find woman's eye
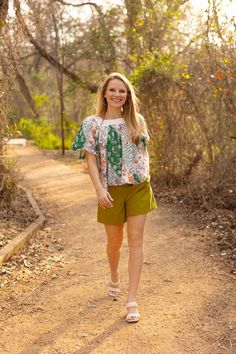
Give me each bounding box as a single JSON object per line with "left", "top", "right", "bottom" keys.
{"left": 108, "top": 88, "right": 126, "bottom": 93}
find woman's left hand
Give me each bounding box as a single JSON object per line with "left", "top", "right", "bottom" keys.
{"left": 96, "top": 187, "right": 113, "bottom": 209}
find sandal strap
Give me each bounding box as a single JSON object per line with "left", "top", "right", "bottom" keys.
{"left": 126, "top": 312, "right": 140, "bottom": 322}
{"left": 126, "top": 301, "right": 138, "bottom": 308}
{"left": 108, "top": 286, "right": 120, "bottom": 293}
{"left": 126, "top": 312, "right": 140, "bottom": 318}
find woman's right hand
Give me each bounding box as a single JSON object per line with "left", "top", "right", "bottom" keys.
{"left": 96, "top": 187, "right": 113, "bottom": 209}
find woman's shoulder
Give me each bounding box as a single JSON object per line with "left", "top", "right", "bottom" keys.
{"left": 137, "top": 113, "right": 147, "bottom": 128}
{"left": 137, "top": 113, "right": 149, "bottom": 140}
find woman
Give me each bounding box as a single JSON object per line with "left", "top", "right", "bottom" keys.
{"left": 72, "top": 72, "right": 157, "bottom": 323}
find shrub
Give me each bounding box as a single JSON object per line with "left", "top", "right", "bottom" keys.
{"left": 18, "top": 117, "right": 77, "bottom": 150}
{"left": 0, "top": 156, "right": 18, "bottom": 206}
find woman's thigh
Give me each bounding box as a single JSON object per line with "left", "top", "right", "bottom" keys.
{"left": 104, "top": 224, "right": 124, "bottom": 248}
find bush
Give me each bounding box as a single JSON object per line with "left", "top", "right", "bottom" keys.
{"left": 0, "top": 156, "right": 18, "bottom": 206}
{"left": 18, "top": 117, "right": 77, "bottom": 150}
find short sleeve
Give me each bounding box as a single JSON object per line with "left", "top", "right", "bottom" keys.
{"left": 138, "top": 113, "right": 150, "bottom": 144}
{"left": 72, "top": 117, "right": 98, "bottom": 159}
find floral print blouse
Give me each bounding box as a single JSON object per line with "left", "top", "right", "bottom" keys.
{"left": 72, "top": 115, "right": 150, "bottom": 188}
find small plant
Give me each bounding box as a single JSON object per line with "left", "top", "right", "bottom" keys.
{"left": 18, "top": 117, "right": 77, "bottom": 150}
{"left": 0, "top": 155, "right": 18, "bottom": 206}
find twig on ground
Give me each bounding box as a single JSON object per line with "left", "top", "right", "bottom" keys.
{"left": 15, "top": 280, "right": 46, "bottom": 307}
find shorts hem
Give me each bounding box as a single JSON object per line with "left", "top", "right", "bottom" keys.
{"left": 127, "top": 205, "right": 157, "bottom": 218}
{"left": 97, "top": 206, "right": 157, "bottom": 224}
{"left": 97, "top": 219, "right": 126, "bottom": 225}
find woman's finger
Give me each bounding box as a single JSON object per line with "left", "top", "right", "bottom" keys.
{"left": 98, "top": 193, "right": 113, "bottom": 208}
{"left": 105, "top": 193, "right": 113, "bottom": 207}
{"left": 99, "top": 201, "right": 105, "bottom": 209}
{"left": 100, "top": 201, "right": 111, "bottom": 209}
{"left": 105, "top": 197, "right": 113, "bottom": 207}
{"left": 107, "top": 192, "right": 113, "bottom": 202}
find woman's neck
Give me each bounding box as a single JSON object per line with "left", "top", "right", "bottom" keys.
{"left": 104, "top": 108, "right": 122, "bottom": 119}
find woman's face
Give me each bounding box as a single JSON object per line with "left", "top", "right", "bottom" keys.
{"left": 104, "top": 79, "right": 128, "bottom": 110}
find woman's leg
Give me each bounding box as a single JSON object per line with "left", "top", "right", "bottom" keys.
{"left": 104, "top": 224, "right": 124, "bottom": 283}
{"left": 127, "top": 214, "right": 147, "bottom": 306}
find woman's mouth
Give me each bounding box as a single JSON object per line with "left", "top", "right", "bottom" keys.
{"left": 111, "top": 98, "right": 122, "bottom": 102}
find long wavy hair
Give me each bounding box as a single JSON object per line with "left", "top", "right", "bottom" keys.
{"left": 96, "top": 72, "right": 148, "bottom": 144}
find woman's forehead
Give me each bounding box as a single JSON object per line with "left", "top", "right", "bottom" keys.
{"left": 106, "top": 78, "right": 127, "bottom": 89}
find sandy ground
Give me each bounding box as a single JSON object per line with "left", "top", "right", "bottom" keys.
{"left": 0, "top": 144, "right": 235, "bottom": 354}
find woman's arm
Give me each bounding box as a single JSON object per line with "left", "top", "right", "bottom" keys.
{"left": 86, "top": 152, "right": 113, "bottom": 209}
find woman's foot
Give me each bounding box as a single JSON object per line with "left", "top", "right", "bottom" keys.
{"left": 126, "top": 301, "right": 140, "bottom": 323}
{"left": 107, "top": 278, "right": 120, "bottom": 298}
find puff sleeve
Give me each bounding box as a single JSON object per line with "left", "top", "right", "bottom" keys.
{"left": 72, "top": 117, "right": 99, "bottom": 159}
{"left": 138, "top": 114, "right": 150, "bottom": 146}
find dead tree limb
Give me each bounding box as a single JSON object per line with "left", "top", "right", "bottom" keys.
{"left": 13, "top": 0, "right": 98, "bottom": 93}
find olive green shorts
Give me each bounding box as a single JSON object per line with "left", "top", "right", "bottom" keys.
{"left": 97, "top": 179, "right": 157, "bottom": 224}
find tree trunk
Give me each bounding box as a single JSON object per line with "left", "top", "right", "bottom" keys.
{"left": 52, "top": 6, "right": 65, "bottom": 155}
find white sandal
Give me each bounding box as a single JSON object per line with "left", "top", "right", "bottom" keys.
{"left": 107, "top": 279, "right": 120, "bottom": 298}
{"left": 126, "top": 301, "right": 140, "bottom": 323}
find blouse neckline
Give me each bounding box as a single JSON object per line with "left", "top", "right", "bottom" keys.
{"left": 96, "top": 116, "right": 125, "bottom": 125}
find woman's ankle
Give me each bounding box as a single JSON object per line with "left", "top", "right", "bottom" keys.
{"left": 127, "top": 290, "right": 137, "bottom": 301}
{"left": 110, "top": 272, "right": 119, "bottom": 284}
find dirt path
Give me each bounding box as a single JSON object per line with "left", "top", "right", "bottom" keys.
{"left": 0, "top": 144, "right": 235, "bottom": 354}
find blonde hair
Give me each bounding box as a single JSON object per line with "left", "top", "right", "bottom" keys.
{"left": 96, "top": 72, "right": 148, "bottom": 144}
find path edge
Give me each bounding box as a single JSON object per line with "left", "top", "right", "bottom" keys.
{"left": 0, "top": 186, "right": 45, "bottom": 268}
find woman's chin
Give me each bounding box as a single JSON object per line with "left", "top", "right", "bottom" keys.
{"left": 108, "top": 103, "right": 124, "bottom": 109}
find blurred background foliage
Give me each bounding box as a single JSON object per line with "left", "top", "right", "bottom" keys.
{"left": 0, "top": 0, "right": 236, "bottom": 212}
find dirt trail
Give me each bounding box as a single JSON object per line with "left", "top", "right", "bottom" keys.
{"left": 0, "top": 144, "right": 235, "bottom": 354}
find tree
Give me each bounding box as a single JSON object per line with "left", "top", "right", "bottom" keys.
{"left": 0, "top": 0, "right": 8, "bottom": 29}
{"left": 13, "top": 0, "right": 98, "bottom": 93}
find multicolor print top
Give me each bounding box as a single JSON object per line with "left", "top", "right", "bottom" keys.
{"left": 72, "top": 115, "right": 150, "bottom": 188}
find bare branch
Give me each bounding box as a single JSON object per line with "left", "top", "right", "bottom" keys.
{"left": 13, "top": 0, "right": 98, "bottom": 93}
{"left": 15, "top": 69, "right": 40, "bottom": 117}
{"left": 2, "top": 36, "right": 40, "bottom": 117}
{"left": 53, "top": 0, "right": 117, "bottom": 73}
{"left": 212, "top": 0, "right": 224, "bottom": 41}
{"left": 51, "top": 0, "right": 101, "bottom": 12}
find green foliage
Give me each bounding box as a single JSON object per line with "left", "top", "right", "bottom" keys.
{"left": 64, "top": 119, "right": 78, "bottom": 149}
{"left": 18, "top": 117, "right": 77, "bottom": 150}
{"left": 0, "top": 19, "right": 4, "bottom": 29}
{"left": 131, "top": 50, "right": 174, "bottom": 84}
{"left": 32, "top": 72, "right": 41, "bottom": 84}
{"left": 33, "top": 93, "right": 49, "bottom": 108}
{"left": 180, "top": 64, "right": 191, "bottom": 79}
{"left": 18, "top": 117, "right": 60, "bottom": 149}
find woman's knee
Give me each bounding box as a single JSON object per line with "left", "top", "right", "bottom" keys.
{"left": 128, "top": 232, "right": 143, "bottom": 251}
{"left": 107, "top": 232, "right": 123, "bottom": 250}
{"left": 105, "top": 225, "right": 124, "bottom": 248}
